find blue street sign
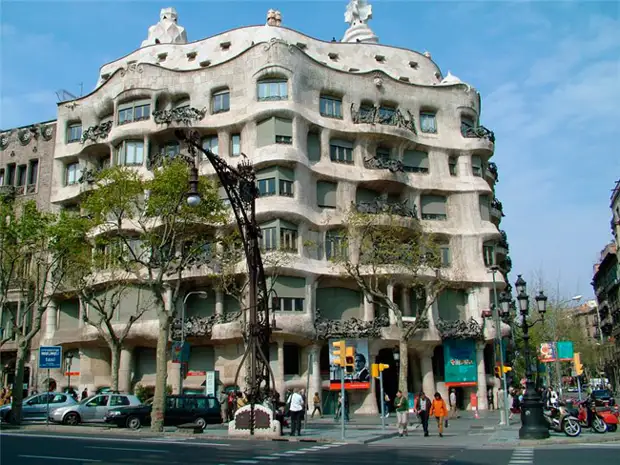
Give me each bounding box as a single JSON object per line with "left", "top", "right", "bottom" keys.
{"left": 39, "top": 346, "right": 62, "bottom": 369}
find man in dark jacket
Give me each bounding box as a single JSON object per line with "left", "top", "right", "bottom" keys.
{"left": 415, "top": 391, "right": 432, "bottom": 437}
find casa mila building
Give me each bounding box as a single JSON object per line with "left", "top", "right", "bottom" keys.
{"left": 1, "top": 2, "right": 511, "bottom": 413}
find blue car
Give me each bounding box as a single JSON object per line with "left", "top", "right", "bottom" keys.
{"left": 0, "top": 392, "right": 78, "bottom": 422}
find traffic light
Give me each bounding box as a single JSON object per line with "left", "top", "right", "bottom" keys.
{"left": 371, "top": 363, "right": 390, "bottom": 378}
{"left": 345, "top": 346, "right": 356, "bottom": 374}
{"left": 574, "top": 352, "right": 583, "bottom": 376}
{"left": 503, "top": 366, "right": 513, "bottom": 374}
{"left": 331, "top": 340, "right": 346, "bottom": 367}
{"left": 494, "top": 366, "right": 501, "bottom": 378}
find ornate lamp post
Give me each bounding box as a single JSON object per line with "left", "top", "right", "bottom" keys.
{"left": 505, "top": 275, "right": 549, "bottom": 440}
{"left": 65, "top": 352, "right": 74, "bottom": 393}
{"left": 175, "top": 130, "right": 275, "bottom": 435}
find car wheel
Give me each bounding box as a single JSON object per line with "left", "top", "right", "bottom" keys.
{"left": 126, "top": 415, "right": 142, "bottom": 430}
{"left": 63, "top": 412, "right": 80, "bottom": 426}
{"left": 194, "top": 417, "right": 207, "bottom": 430}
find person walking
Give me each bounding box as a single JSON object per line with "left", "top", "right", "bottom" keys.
{"left": 415, "top": 391, "right": 431, "bottom": 437}
{"left": 382, "top": 393, "right": 391, "bottom": 418}
{"left": 449, "top": 389, "right": 459, "bottom": 419}
{"left": 311, "top": 392, "right": 322, "bottom": 418}
{"left": 219, "top": 389, "right": 228, "bottom": 422}
{"left": 430, "top": 392, "right": 448, "bottom": 437}
{"left": 81, "top": 387, "right": 88, "bottom": 401}
{"left": 487, "top": 388, "right": 495, "bottom": 410}
{"left": 394, "top": 390, "right": 409, "bottom": 437}
{"left": 287, "top": 388, "right": 304, "bottom": 436}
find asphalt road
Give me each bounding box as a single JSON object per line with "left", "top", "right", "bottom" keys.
{"left": 1, "top": 430, "right": 619, "bottom": 465}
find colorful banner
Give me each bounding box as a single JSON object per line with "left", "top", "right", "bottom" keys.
{"left": 171, "top": 341, "right": 190, "bottom": 363}
{"left": 443, "top": 339, "right": 478, "bottom": 387}
{"left": 539, "top": 341, "right": 574, "bottom": 362}
{"left": 329, "top": 338, "right": 370, "bottom": 390}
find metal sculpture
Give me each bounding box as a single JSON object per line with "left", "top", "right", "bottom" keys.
{"left": 436, "top": 317, "right": 484, "bottom": 340}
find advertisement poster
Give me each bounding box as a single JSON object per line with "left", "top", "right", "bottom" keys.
{"left": 329, "top": 338, "right": 370, "bottom": 390}
{"left": 539, "top": 341, "right": 574, "bottom": 362}
{"left": 443, "top": 339, "right": 477, "bottom": 387}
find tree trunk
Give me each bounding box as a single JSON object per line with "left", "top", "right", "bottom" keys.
{"left": 109, "top": 343, "right": 121, "bottom": 393}
{"left": 151, "top": 311, "right": 170, "bottom": 432}
{"left": 398, "top": 337, "right": 409, "bottom": 394}
{"left": 9, "top": 341, "right": 28, "bottom": 425}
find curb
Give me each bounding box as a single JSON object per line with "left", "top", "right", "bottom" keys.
{"left": 520, "top": 434, "right": 620, "bottom": 447}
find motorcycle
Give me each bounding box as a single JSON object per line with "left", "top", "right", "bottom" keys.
{"left": 574, "top": 400, "right": 608, "bottom": 433}
{"left": 543, "top": 405, "right": 581, "bottom": 437}
{"left": 598, "top": 405, "right": 619, "bottom": 432}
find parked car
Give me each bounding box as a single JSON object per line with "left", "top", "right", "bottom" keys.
{"left": 592, "top": 389, "right": 615, "bottom": 407}
{"left": 0, "top": 392, "right": 78, "bottom": 422}
{"left": 49, "top": 393, "right": 142, "bottom": 425}
{"left": 104, "top": 394, "right": 222, "bottom": 430}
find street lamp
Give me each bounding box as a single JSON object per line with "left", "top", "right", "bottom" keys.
{"left": 512, "top": 275, "right": 549, "bottom": 440}
{"left": 65, "top": 352, "right": 74, "bottom": 393}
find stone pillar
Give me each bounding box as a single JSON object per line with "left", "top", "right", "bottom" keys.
{"left": 306, "top": 277, "right": 317, "bottom": 320}
{"left": 118, "top": 347, "right": 134, "bottom": 394}
{"left": 402, "top": 288, "right": 411, "bottom": 317}
{"left": 476, "top": 342, "right": 488, "bottom": 410}
{"left": 78, "top": 298, "right": 85, "bottom": 328}
{"left": 387, "top": 283, "right": 396, "bottom": 325}
{"left": 420, "top": 348, "right": 436, "bottom": 397}
{"left": 169, "top": 361, "right": 182, "bottom": 394}
{"left": 277, "top": 341, "right": 285, "bottom": 394}
{"left": 215, "top": 289, "right": 224, "bottom": 316}
{"left": 44, "top": 301, "right": 57, "bottom": 341}
{"left": 363, "top": 293, "right": 374, "bottom": 321}
{"left": 310, "top": 344, "right": 322, "bottom": 410}
{"left": 411, "top": 352, "right": 422, "bottom": 393}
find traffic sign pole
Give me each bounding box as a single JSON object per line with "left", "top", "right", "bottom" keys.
{"left": 379, "top": 370, "right": 385, "bottom": 431}
{"left": 341, "top": 366, "right": 345, "bottom": 440}
{"left": 46, "top": 368, "right": 50, "bottom": 427}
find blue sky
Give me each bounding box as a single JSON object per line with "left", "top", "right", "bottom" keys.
{"left": 1, "top": 1, "right": 618, "bottom": 301}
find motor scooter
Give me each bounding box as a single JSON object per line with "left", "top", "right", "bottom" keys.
{"left": 574, "top": 400, "right": 608, "bottom": 433}
{"left": 543, "top": 405, "right": 581, "bottom": 437}
{"left": 597, "top": 405, "right": 619, "bottom": 432}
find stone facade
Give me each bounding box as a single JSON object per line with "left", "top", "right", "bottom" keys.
{"left": 5, "top": 4, "right": 511, "bottom": 412}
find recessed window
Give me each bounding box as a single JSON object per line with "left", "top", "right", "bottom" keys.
{"left": 307, "top": 132, "right": 321, "bottom": 162}
{"left": 161, "top": 141, "right": 180, "bottom": 158}
{"left": 483, "top": 242, "right": 496, "bottom": 267}
{"left": 202, "top": 136, "right": 219, "bottom": 155}
{"left": 256, "top": 117, "right": 293, "bottom": 146}
{"left": 376, "top": 147, "right": 391, "bottom": 161}
{"left": 448, "top": 156, "right": 458, "bottom": 176}
{"left": 317, "top": 181, "right": 337, "bottom": 208}
{"left": 279, "top": 299, "right": 304, "bottom": 313}
{"left": 279, "top": 179, "right": 293, "bottom": 197}
{"left": 28, "top": 159, "right": 39, "bottom": 188}
{"left": 378, "top": 106, "right": 396, "bottom": 125}
{"left": 67, "top": 123, "right": 82, "bottom": 143}
{"left": 261, "top": 227, "right": 277, "bottom": 251}
{"left": 326, "top": 230, "right": 346, "bottom": 260}
{"left": 257, "top": 178, "right": 276, "bottom": 197}
{"left": 118, "top": 100, "right": 151, "bottom": 125}
{"left": 212, "top": 89, "right": 230, "bottom": 114}
{"left": 280, "top": 227, "right": 298, "bottom": 252}
{"left": 257, "top": 79, "right": 288, "bottom": 101}
{"left": 116, "top": 140, "right": 144, "bottom": 166}
{"left": 329, "top": 139, "right": 353, "bottom": 164}
{"left": 461, "top": 116, "right": 475, "bottom": 136}
{"left": 6, "top": 164, "right": 15, "bottom": 186}
{"left": 0, "top": 169, "right": 5, "bottom": 186}
{"left": 230, "top": 134, "right": 241, "bottom": 157}
{"left": 479, "top": 195, "right": 491, "bottom": 222}
{"left": 403, "top": 150, "right": 429, "bottom": 173}
{"left": 420, "top": 194, "right": 447, "bottom": 220}
{"left": 65, "top": 163, "right": 81, "bottom": 186}
{"left": 320, "top": 95, "right": 343, "bottom": 119}
{"left": 440, "top": 244, "right": 451, "bottom": 267}
{"left": 420, "top": 111, "right": 437, "bottom": 134}
{"left": 16, "top": 165, "right": 27, "bottom": 187}
{"left": 471, "top": 155, "right": 483, "bottom": 177}
{"left": 257, "top": 167, "right": 294, "bottom": 198}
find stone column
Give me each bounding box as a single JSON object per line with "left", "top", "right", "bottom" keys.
{"left": 411, "top": 352, "right": 422, "bottom": 393}
{"left": 387, "top": 283, "right": 396, "bottom": 325}
{"left": 169, "top": 361, "right": 182, "bottom": 395}
{"left": 476, "top": 342, "right": 488, "bottom": 410}
{"left": 306, "top": 277, "right": 317, "bottom": 320}
{"left": 363, "top": 293, "right": 374, "bottom": 321}
{"left": 420, "top": 347, "right": 436, "bottom": 397}
{"left": 402, "top": 288, "right": 411, "bottom": 317}
{"left": 118, "top": 347, "right": 134, "bottom": 394}
{"left": 277, "top": 341, "right": 285, "bottom": 394}
{"left": 310, "top": 344, "right": 322, "bottom": 410}
{"left": 215, "top": 289, "right": 224, "bottom": 316}
{"left": 44, "top": 301, "right": 57, "bottom": 341}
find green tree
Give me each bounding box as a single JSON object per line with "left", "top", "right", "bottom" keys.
{"left": 82, "top": 161, "right": 225, "bottom": 431}
{"left": 0, "top": 195, "right": 89, "bottom": 424}
{"left": 332, "top": 209, "right": 447, "bottom": 393}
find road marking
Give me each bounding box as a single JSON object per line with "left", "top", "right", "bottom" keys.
{"left": 253, "top": 457, "right": 279, "bottom": 460}
{"left": 235, "top": 461, "right": 259, "bottom": 464}
{"left": 19, "top": 455, "right": 100, "bottom": 462}
{"left": 86, "top": 446, "right": 166, "bottom": 453}
{"left": 0, "top": 432, "right": 230, "bottom": 447}
{"left": 284, "top": 450, "right": 307, "bottom": 454}
{"left": 509, "top": 448, "right": 534, "bottom": 465}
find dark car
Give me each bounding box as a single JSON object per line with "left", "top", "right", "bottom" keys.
{"left": 592, "top": 389, "right": 615, "bottom": 407}
{"left": 104, "top": 394, "right": 221, "bottom": 430}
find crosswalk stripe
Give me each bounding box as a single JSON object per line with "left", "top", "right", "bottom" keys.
{"left": 252, "top": 457, "right": 279, "bottom": 460}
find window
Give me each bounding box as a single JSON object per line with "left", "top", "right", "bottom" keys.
{"left": 256, "top": 117, "right": 293, "bottom": 147}
{"left": 307, "top": 132, "right": 321, "bottom": 162}
{"left": 51, "top": 394, "right": 68, "bottom": 404}
{"left": 67, "top": 123, "right": 82, "bottom": 143}
{"left": 280, "top": 227, "right": 298, "bottom": 252}
{"left": 116, "top": 140, "right": 144, "bottom": 166}
{"left": 0, "top": 169, "right": 4, "bottom": 186}
{"left": 403, "top": 150, "right": 429, "bottom": 173}
{"left": 320, "top": 95, "right": 342, "bottom": 119}
{"left": 279, "top": 179, "right": 293, "bottom": 197}
{"left": 330, "top": 139, "right": 353, "bottom": 164}
{"left": 420, "top": 194, "right": 447, "bottom": 220}
{"left": 65, "top": 163, "right": 81, "bottom": 185}
{"left": 471, "top": 155, "right": 483, "bottom": 177}
{"left": 28, "top": 159, "right": 38, "bottom": 186}
{"left": 440, "top": 245, "right": 451, "bottom": 267}
{"left": 479, "top": 195, "right": 491, "bottom": 222}
{"left": 161, "top": 141, "right": 180, "bottom": 157}
{"left": 212, "top": 89, "right": 230, "bottom": 113}
{"left": 461, "top": 116, "right": 475, "bottom": 136}
{"left": 278, "top": 299, "right": 305, "bottom": 312}
{"left": 230, "top": 134, "right": 241, "bottom": 156}
{"left": 257, "top": 79, "right": 288, "bottom": 101}
{"left": 261, "top": 227, "right": 277, "bottom": 251}
{"left": 110, "top": 396, "right": 130, "bottom": 407}
{"left": 174, "top": 99, "right": 190, "bottom": 111}
{"left": 483, "top": 243, "right": 495, "bottom": 267}
{"left": 118, "top": 100, "right": 151, "bottom": 125}
{"left": 283, "top": 343, "right": 301, "bottom": 375}
{"left": 6, "top": 164, "right": 16, "bottom": 186}
{"left": 420, "top": 112, "right": 437, "bottom": 133}
{"left": 16, "top": 165, "right": 27, "bottom": 187}
{"left": 326, "top": 231, "right": 347, "bottom": 260}
{"left": 202, "top": 135, "right": 219, "bottom": 155}
{"left": 376, "top": 147, "right": 390, "bottom": 161}
{"left": 448, "top": 156, "right": 458, "bottom": 176}
{"left": 257, "top": 178, "right": 276, "bottom": 196}
{"left": 378, "top": 106, "right": 396, "bottom": 125}
{"left": 317, "top": 181, "right": 337, "bottom": 208}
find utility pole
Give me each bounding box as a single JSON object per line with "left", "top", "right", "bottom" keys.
{"left": 491, "top": 266, "right": 510, "bottom": 426}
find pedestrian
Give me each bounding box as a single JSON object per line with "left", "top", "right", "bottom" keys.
{"left": 311, "top": 392, "right": 322, "bottom": 418}
{"left": 227, "top": 391, "right": 235, "bottom": 420}
{"left": 394, "top": 390, "right": 409, "bottom": 437}
{"left": 287, "top": 388, "right": 304, "bottom": 436}
{"left": 81, "top": 387, "right": 88, "bottom": 401}
{"left": 219, "top": 389, "right": 228, "bottom": 422}
{"left": 343, "top": 390, "right": 350, "bottom": 421}
{"left": 449, "top": 389, "right": 459, "bottom": 418}
{"left": 382, "top": 392, "right": 391, "bottom": 418}
{"left": 430, "top": 392, "right": 448, "bottom": 437}
{"left": 509, "top": 389, "right": 520, "bottom": 420}
{"left": 415, "top": 391, "right": 431, "bottom": 437}
{"left": 549, "top": 388, "right": 559, "bottom": 408}
{"left": 487, "top": 388, "right": 494, "bottom": 410}
{"left": 236, "top": 391, "right": 247, "bottom": 409}
{"left": 334, "top": 392, "right": 342, "bottom": 421}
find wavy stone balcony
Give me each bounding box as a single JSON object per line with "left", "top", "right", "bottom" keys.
{"left": 354, "top": 198, "right": 418, "bottom": 219}
{"left": 484, "top": 162, "right": 498, "bottom": 185}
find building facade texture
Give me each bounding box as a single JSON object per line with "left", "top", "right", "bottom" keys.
{"left": 0, "top": 3, "right": 511, "bottom": 413}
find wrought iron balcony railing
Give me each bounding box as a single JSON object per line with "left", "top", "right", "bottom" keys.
{"left": 351, "top": 104, "right": 417, "bottom": 134}
{"left": 80, "top": 121, "right": 113, "bottom": 144}
{"left": 354, "top": 198, "right": 418, "bottom": 219}
{"left": 363, "top": 156, "right": 405, "bottom": 173}
{"left": 463, "top": 125, "right": 496, "bottom": 143}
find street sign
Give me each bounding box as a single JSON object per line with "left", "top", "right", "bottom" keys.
{"left": 39, "top": 346, "right": 62, "bottom": 369}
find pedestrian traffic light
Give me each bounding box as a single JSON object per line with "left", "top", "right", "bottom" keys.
{"left": 345, "top": 346, "right": 356, "bottom": 374}
{"left": 573, "top": 352, "right": 583, "bottom": 376}
{"left": 371, "top": 363, "right": 390, "bottom": 378}
{"left": 331, "top": 340, "right": 346, "bottom": 367}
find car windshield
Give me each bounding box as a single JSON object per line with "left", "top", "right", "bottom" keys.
{"left": 593, "top": 390, "right": 611, "bottom": 397}
{"left": 80, "top": 395, "right": 98, "bottom": 405}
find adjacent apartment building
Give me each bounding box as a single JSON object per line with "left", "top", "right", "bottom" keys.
{"left": 1, "top": 3, "right": 510, "bottom": 413}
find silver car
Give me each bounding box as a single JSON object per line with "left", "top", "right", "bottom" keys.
{"left": 49, "top": 393, "right": 142, "bottom": 425}
{"left": 0, "top": 392, "right": 78, "bottom": 422}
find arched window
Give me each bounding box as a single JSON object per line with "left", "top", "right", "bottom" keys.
{"left": 257, "top": 78, "right": 288, "bottom": 101}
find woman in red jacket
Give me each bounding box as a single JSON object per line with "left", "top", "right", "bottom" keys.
{"left": 429, "top": 392, "right": 448, "bottom": 437}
